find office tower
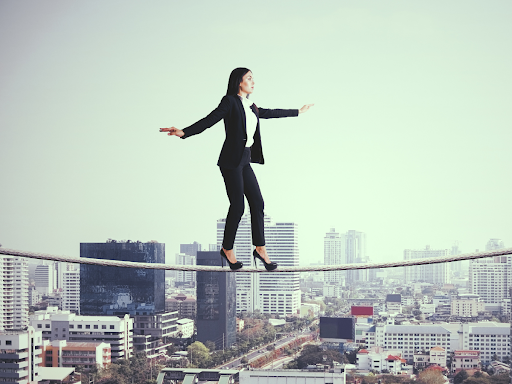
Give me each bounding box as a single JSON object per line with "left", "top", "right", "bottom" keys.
{"left": 345, "top": 230, "right": 367, "bottom": 283}
{"left": 62, "top": 265, "right": 80, "bottom": 314}
{"left": 469, "top": 255, "right": 511, "bottom": 304}
{"left": 80, "top": 240, "right": 165, "bottom": 316}
{"left": 324, "top": 228, "right": 345, "bottom": 284}
{"left": 0, "top": 326, "right": 42, "bottom": 383}
{"left": 196, "top": 251, "right": 236, "bottom": 349}
{"left": 180, "top": 241, "right": 201, "bottom": 256}
{"left": 403, "top": 245, "right": 450, "bottom": 284}
{"left": 34, "top": 263, "right": 55, "bottom": 295}
{"left": 0, "top": 256, "right": 29, "bottom": 331}
{"left": 217, "top": 214, "right": 300, "bottom": 315}
{"left": 175, "top": 253, "right": 196, "bottom": 286}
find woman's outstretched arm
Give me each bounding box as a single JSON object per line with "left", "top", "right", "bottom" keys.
{"left": 159, "top": 96, "right": 232, "bottom": 139}
{"left": 258, "top": 103, "right": 314, "bottom": 119}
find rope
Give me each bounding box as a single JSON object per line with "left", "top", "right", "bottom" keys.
{"left": 1, "top": 247, "right": 511, "bottom": 273}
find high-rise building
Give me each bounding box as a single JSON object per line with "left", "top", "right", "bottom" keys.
{"left": 196, "top": 251, "right": 236, "bottom": 350}
{"left": 345, "top": 230, "right": 367, "bottom": 283}
{"left": 403, "top": 245, "right": 450, "bottom": 284}
{"left": 34, "top": 263, "right": 55, "bottom": 295}
{"left": 324, "top": 228, "right": 345, "bottom": 284}
{"left": 62, "top": 265, "right": 80, "bottom": 314}
{"left": 217, "top": 215, "right": 301, "bottom": 315}
{"left": 469, "top": 255, "right": 511, "bottom": 304}
{"left": 80, "top": 240, "right": 165, "bottom": 316}
{"left": 175, "top": 253, "right": 196, "bottom": 286}
{"left": 0, "top": 256, "right": 29, "bottom": 331}
{"left": 180, "top": 242, "right": 201, "bottom": 256}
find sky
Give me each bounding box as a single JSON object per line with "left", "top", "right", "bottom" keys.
{"left": 1, "top": 0, "right": 511, "bottom": 266}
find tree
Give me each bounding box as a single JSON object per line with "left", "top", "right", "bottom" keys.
{"left": 417, "top": 368, "right": 445, "bottom": 384}
{"left": 204, "top": 340, "right": 216, "bottom": 351}
{"left": 187, "top": 341, "right": 210, "bottom": 367}
{"left": 454, "top": 369, "right": 469, "bottom": 384}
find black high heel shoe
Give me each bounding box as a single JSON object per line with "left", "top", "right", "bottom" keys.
{"left": 253, "top": 249, "right": 277, "bottom": 271}
{"left": 220, "top": 249, "right": 243, "bottom": 271}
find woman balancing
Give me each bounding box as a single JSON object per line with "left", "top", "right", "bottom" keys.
{"left": 160, "top": 68, "right": 313, "bottom": 271}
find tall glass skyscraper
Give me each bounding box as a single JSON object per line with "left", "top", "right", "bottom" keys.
{"left": 196, "top": 251, "right": 236, "bottom": 349}
{"left": 80, "top": 241, "right": 165, "bottom": 316}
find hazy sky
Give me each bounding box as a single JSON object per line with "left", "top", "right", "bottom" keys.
{"left": 1, "top": 1, "right": 511, "bottom": 265}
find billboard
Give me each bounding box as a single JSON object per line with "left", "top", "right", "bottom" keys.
{"left": 319, "top": 317, "right": 355, "bottom": 342}
{"left": 351, "top": 306, "right": 374, "bottom": 317}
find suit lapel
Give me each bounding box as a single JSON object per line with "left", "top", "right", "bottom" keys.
{"left": 234, "top": 96, "right": 246, "bottom": 135}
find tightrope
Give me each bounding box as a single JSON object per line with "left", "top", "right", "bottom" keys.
{"left": 1, "top": 247, "right": 511, "bottom": 273}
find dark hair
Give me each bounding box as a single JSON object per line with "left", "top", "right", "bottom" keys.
{"left": 226, "top": 67, "right": 251, "bottom": 97}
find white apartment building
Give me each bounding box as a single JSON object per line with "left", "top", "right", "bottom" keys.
{"left": 403, "top": 246, "right": 450, "bottom": 284}
{"left": 217, "top": 215, "right": 300, "bottom": 315}
{"left": 365, "top": 321, "right": 510, "bottom": 365}
{"left": 324, "top": 228, "right": 345, "bottom": 284}
{"left": 62, "top": 266, "right": 80, "bottom": 314}
{"left": 0, "top": 256, "right": 29, "bottom": 331}
{"left": 356, "top": 348, "right": 405, "bottom": 373}
{"left": 176, "top": 318, "right": 194, "bottom": 339}
{"left": 0, "top": 326, "right": 43, "bottom": 384}
{"left": 469, "top": 256, "right": 511, "bottom": 304}
{"left": 30, "top": 307, "right": 133, "bottom": 361}
{"left": 459, "top": 322, "right": 510, "bottom": 364}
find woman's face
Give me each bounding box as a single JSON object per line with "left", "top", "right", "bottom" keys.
{"left": 239, "top": 71, "right": 254, "bottom": 96}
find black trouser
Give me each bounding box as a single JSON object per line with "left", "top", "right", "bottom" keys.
{"left": 220, "top": 147, "right": 265, "bottom": 250}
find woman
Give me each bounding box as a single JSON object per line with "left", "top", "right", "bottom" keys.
{"left": 160, "top": 68, "right": 313, "bottom": 271}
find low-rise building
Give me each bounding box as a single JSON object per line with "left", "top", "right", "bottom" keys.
{"left": 451, "top": 295, "right": 485, "bottom": 317}
{"left": 30, "top": 307, "right": 133, "bottom": 361}
{"left": 165, "top": 294, "right": 196, "bottom": 319}
{"left": 451, "top": 350, "right": 481, "bottom": 374}
{"left": 386, "top": 294, "right": 402, "bottom": 314}
{"left": 356, "top": 348, "right": 405, "bottom": 373}
{"left": 176, "top": 319, "right": 194, "bottom": 339}
{"left": 133, "top": 311, "right": 178, "bottom": 359}
{"left": 42, "top": 340, "right": 111, "bottom": 369}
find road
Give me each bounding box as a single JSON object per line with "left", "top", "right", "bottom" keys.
{"left": 218, "top": 329, "right": 316, "bottom": 370}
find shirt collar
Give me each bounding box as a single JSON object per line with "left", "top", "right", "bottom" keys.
{"left": 238, "top": 95, "right": 254, "bottom": 107}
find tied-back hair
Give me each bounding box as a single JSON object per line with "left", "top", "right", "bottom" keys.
{"left": 226, "top": 67, "right": 258, "bottom": 112}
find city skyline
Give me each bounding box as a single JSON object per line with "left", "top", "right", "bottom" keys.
{"left": 1, "top": 1, "right": 511, "bottom": 266}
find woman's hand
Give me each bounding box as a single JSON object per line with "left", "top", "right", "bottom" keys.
{"left": 159, "top": 127, "right": 184, "bottom": 137}
{"left": 299, "top": 104, "right": 314, "bottom": 114}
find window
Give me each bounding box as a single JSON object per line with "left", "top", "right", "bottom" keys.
{"left": 110, "top": 325, "right": 115, "bottom": 329}
{"left": 37, "top": 324, "right": 42, "bottom": 329}
{"left": 6, "top": 340, "right": 12, "bottom": 345}
{"left": 46, "top": 324, "right": 50, "bottom": 329}
{"left": 102, "top": 325, "right": 106, "bottom": 329}
{"left": 78, "top": 325, "right": 82, "bottom": 329}
{"left": 86, "top": 325, "right": 90, "bottom": 329}
{"left": 94, "top": 325, "right": 98, "bottom": 329}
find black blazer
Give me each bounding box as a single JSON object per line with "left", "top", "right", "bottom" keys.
{"left": 181, "top": 94, "right": 299, "bottom": 169}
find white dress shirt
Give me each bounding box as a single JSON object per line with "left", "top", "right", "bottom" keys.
{"left": 239, "top": 96, "right": 257, "bottom": 148}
